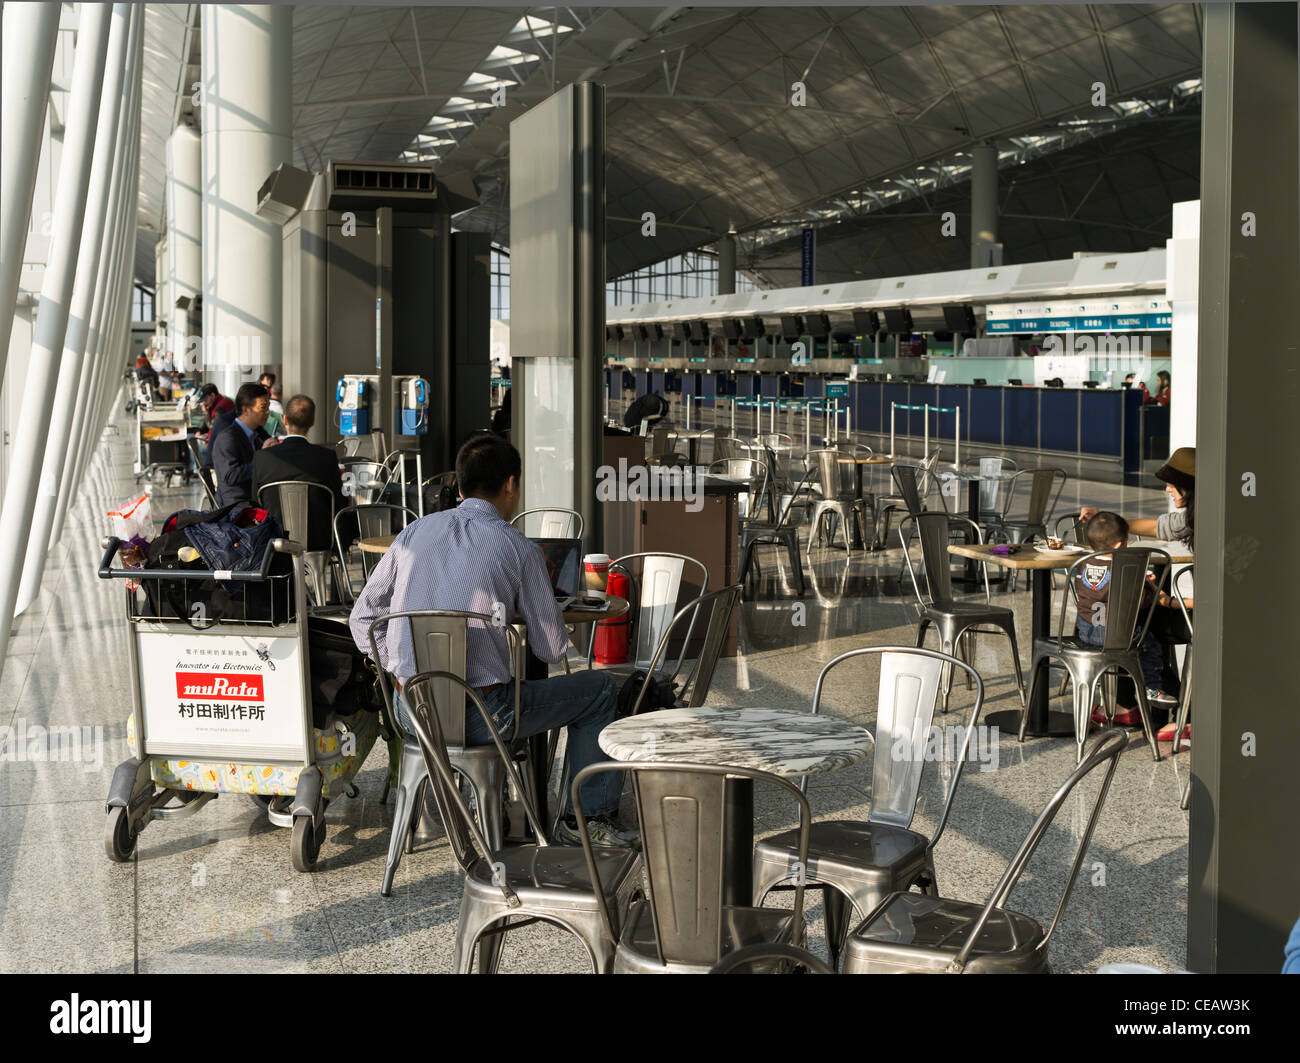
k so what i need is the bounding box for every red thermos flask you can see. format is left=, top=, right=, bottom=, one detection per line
left=594, top=571, right=631, bottom=664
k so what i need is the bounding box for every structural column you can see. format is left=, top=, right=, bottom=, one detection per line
left=200, top=5, right=291, bottom=396
left=0, top=2, right=62, bottom=382
left=167, top=124, right=202, bottom=366
left=717, top=234, right=737, bottom=295
left=509, top=82, right=606, bottom=550
left=1189, top=0, right=1299, bottom=973
left=970, top=141, right=1000, bottom=268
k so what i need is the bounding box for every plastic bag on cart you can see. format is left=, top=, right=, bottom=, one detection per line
left=108, top=493, right=154, bottom=542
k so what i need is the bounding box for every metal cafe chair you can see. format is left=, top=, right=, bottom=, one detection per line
left=873, top=458, right=933, bottom=551
left=808, top=448, right=872, bottom=556
left=333, top=502, right=418, bottom=603
left=985, top=467, right=1068, bottom=578
left=187, top=435, right=218, bottom=507
left=403, top=672, right=643, bottom=974
left=753, top=646, right=983, bottom=970
left=1022, top=546, right=1171, bottom=764
left=256, top=480, right=338, bottom=608
left=904, top=513, right=1028, bottom=715
left=738, top=465, right=814, bottom=598
left=710, top=457, right=770, bottom=523
left=368, top=611, right=527, bottom=897
left=552, top=585, right=742, bottom=838
left=586, top=552, right=710, bottom=676
left=573, top=761, right=811, bottom=974
left=510, top=507, right=584, bottom=539
left=622, top=585, right=744, bottom=718
left=841, top=730, right=1127, bottom=973
left=957, top=454, right=1019, bottom=518
left=339, top=458, right=390, bottom=505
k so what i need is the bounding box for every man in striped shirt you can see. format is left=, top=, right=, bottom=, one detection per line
left=349, top=432, right=634, bottom=847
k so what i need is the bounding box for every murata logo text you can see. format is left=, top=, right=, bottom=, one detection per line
left=174, top=672, right=264, bottom=701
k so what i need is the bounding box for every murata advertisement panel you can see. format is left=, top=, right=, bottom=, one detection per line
left=136, top=632, right=308, bottom=763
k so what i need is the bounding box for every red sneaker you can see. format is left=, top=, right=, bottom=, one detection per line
left=1111, top=706, right=1142, bottom=727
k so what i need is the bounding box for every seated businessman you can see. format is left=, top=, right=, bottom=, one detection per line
left=212, top=382, right=277, bottom=507
left=348, top=431, right=634, bottom=847
left=251, top=394, right=347, bottom=550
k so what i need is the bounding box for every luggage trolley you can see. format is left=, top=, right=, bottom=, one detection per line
left=98, top=536, right=378, bottom=871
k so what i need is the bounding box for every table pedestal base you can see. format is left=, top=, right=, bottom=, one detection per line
left=987, top=707, right=1076, bottom=739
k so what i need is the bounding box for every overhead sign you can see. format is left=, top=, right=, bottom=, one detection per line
left=801, top=228, right=815, bottom=286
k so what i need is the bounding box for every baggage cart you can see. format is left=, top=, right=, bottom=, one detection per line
left=98, top=536, right=378, bottom=871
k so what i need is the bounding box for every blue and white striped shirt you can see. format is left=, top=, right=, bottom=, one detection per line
left=348, top=497, right=569, bottom=686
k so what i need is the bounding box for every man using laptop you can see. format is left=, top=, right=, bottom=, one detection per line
left=348, top=432, right=634, bottom=847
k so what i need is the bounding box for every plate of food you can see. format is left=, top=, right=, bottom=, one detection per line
left=1033, top=541, right=1088, bottom=554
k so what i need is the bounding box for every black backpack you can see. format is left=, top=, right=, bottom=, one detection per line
left=307, top=617, right=383, bottom=729
left=616, top=670, right=678, bottom=719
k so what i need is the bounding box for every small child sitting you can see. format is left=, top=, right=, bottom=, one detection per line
left=1074, top=511, right=1177, bottom=721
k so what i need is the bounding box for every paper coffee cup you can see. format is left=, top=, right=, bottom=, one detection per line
left=584, top=553, right=610, bottom=593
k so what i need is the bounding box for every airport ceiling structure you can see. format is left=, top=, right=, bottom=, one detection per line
left=134, top=3, right=1204, bottom=288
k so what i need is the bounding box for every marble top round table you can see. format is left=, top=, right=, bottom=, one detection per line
left=599, top=706, right=871, bottom=778
left=600, top=707, right=871, bottom=906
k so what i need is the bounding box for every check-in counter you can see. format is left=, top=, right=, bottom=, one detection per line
left=849, top=381, right=1153, bottom=480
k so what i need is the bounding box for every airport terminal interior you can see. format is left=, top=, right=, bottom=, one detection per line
left=1, top=2, right=1297, bottom=978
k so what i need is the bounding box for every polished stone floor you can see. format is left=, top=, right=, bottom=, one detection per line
left=0, top=411, right=1190, bottom=973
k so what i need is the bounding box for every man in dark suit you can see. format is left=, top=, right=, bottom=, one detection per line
left=251, top=394, right=347, bottom=550
left=212, top=382, right=276, bottom=506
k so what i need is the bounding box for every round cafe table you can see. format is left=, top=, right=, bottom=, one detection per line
left=599, top=707, right=872, bottom=905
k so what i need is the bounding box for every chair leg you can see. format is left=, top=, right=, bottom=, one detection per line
left=382, top=743, right=428, bottom=897
left=1125, top=662, right=1162, bottom=762
left=997, top=618, right=1028, bottom=708
left=915, top=618, right=930, bottom=649
left=785, top=531, right=805, bottom=596
left=738, top=539, right=756, bottom=585
left=959, top=630, right=975, bottom=689
left=477, top=918, right=508, bottom=974
left=822, top=885, right=852, bottom=971
left=1071, top=676, right=1093, bottom=765
left=1172, top=650, right=1192, bottom=755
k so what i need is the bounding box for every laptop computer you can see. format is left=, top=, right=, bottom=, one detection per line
left=532, top=537, right=583, bottom=609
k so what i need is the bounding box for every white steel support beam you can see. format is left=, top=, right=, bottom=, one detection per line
left=20, top=4, right=134, bottom=609
left=0, top=2, right=112, bottom=676
left=52, top=4, right=144, bottom=549
left=0, top=1, right=61, bottom=383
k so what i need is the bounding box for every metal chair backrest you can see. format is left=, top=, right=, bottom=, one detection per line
left=367, top=609, right=523, bottom=746
left=891, top=463, right=927, bottom=519
left=1002, top=467, right=1067, bottom=526
left=572, top=760, right=811, bottom=967
left=340, top=460, right=389, bottom=504
left=808, top=645, right=982, bottom=849
left=918, top=450, right=942, bottom=497
left=1059, top=547, right=1171, bottom=653
left=951, top=729, right=1127, bottom=971
left=961, top=455, right=1015, bottom=513
left=188, top=436, right=218, bottom=507
left=257, top=480, right=336, bottom=548
left=811, top=449, right=844, bottom=498
left=404, top=671, right=547, bottom=896
left=511, top=507, right=584, bottom=539
left=600, top=552, right=709, bottom=672
left=1173, top=565, right=1194, bottom=635
left=712, top=430, right=735, bottom=462
left=627, top=585, right=742, bottom=714
left=771, top=465, right=816, bottom=531
left=650, top=426, right=671, bottom=456
left=1054, top=514, right=1087, bottom=544
left=709, top=458, right=768, bottom=520
left=901, top=512, right=988, bottom=607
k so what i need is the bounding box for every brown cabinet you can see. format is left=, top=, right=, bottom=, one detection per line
left=599, top=467, right=742, bottom=658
